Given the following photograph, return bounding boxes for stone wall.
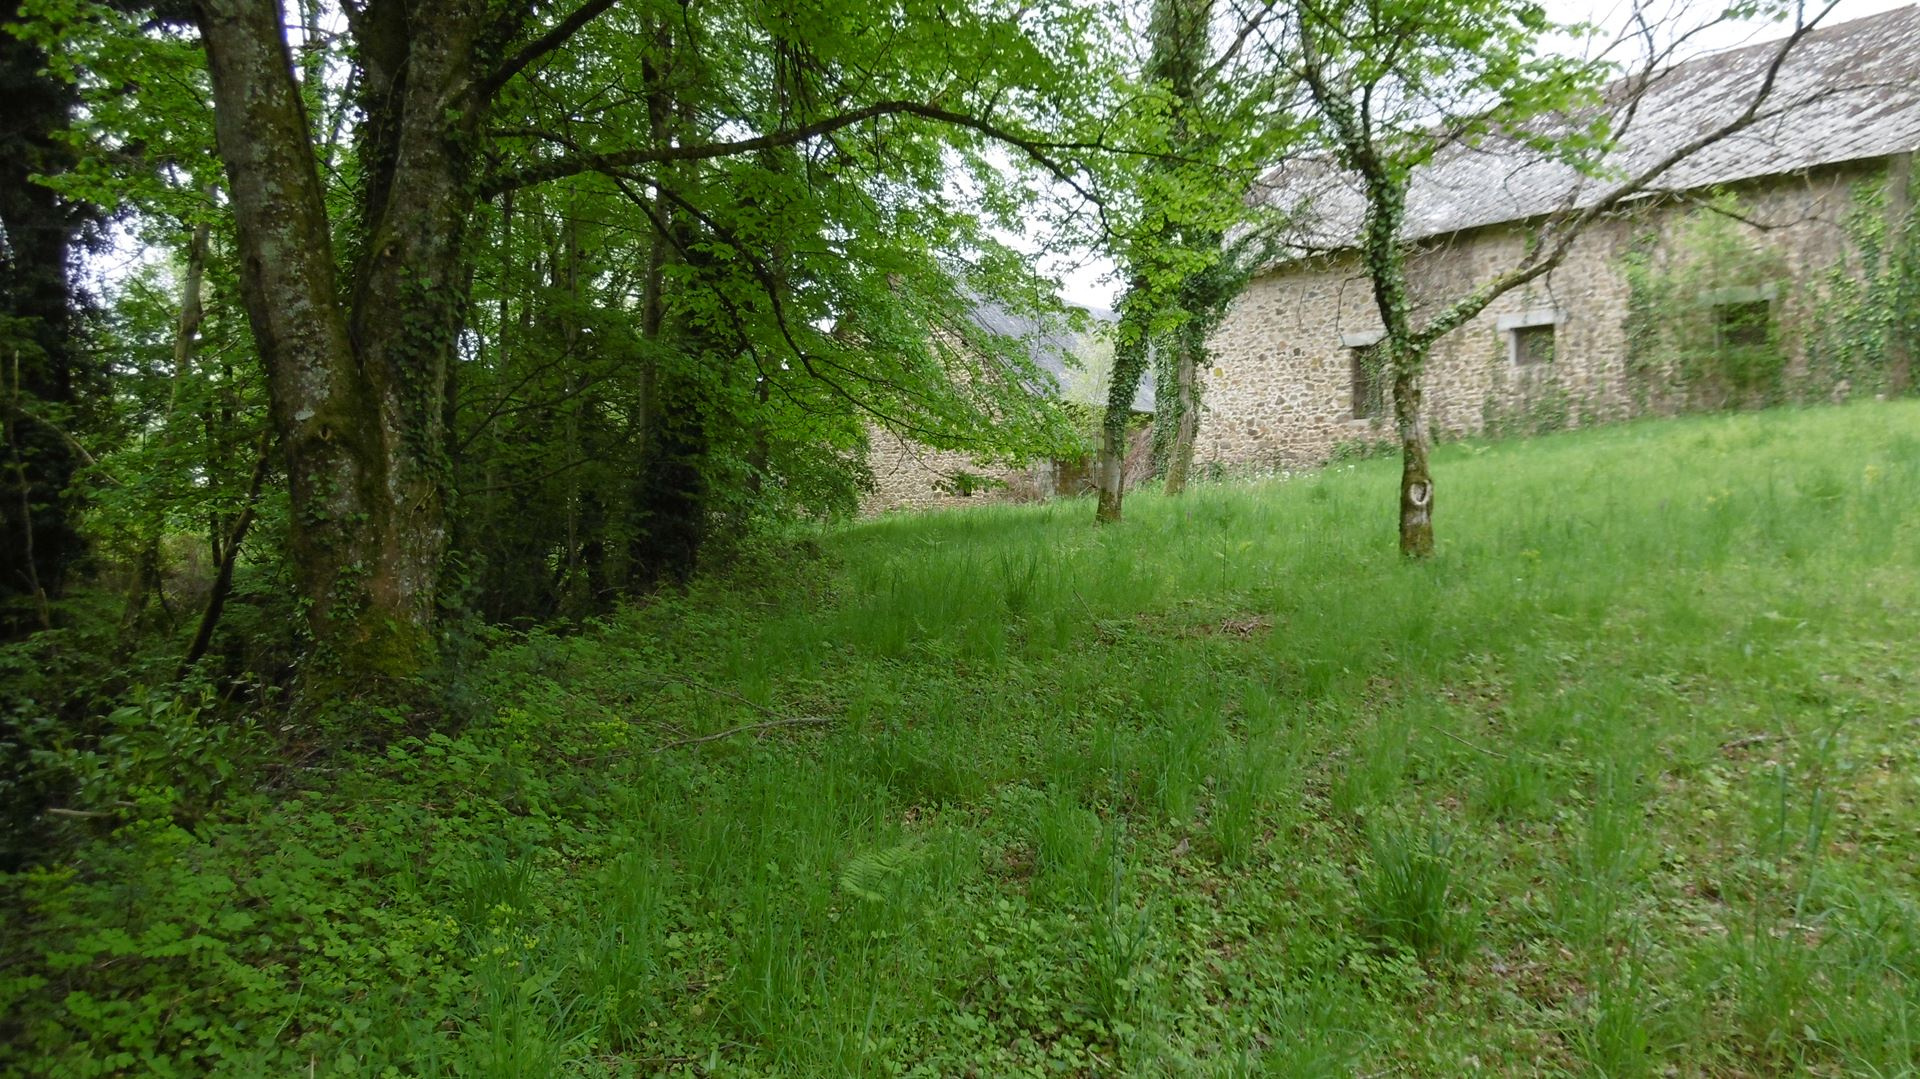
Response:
[1196,159,1888,473]
[859,428,1054,515]
[860,424,1154,515]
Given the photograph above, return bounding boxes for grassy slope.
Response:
[9,401,1919,1076]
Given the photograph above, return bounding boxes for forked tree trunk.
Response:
[196,0,498,694]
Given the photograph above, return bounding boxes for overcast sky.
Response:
[1050,0,1918,309]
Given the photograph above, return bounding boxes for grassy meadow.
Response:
[7,400,1920,1076]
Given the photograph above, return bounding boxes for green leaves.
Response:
[837,840,924,902]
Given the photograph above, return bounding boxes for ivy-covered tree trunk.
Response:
[1095,289,1152,523]
[1111,0,1265,507]
[1160,325,1202,495]
[1290,0,1832,559]
[1354,171,1437,558]
[1391,359,1434,556]
[195,0,500,691]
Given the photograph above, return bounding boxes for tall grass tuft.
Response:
[1358,821,1478,965]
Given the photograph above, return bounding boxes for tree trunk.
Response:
[180,436,270,674]
[630,371,708,585]
[624,39,709,587]
[168,219,209,410]
[117,219,211,642]
[1161,331,1201,495]
[196,0,493,693]
[0,0,88,637]
[1094,420,1127,523]
[1095,283,1153,524]
[1351,161,1431,559]
[1393,366,1433,557]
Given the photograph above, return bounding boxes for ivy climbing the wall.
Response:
[1622,195,1795,412]
[1802,175,1919,399]
[1624,178,1919,415]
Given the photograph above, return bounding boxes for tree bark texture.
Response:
[195,0,499,688]
[1354,172,1436,559]
[1393,367,1434,557]
[1095,290,1152,524]
[0,0,88,636]
[1160,327,1201,495]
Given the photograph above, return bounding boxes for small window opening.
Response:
[1715,300,1771,349]
[1350,345,1386,420]
[1512,324,1555,366]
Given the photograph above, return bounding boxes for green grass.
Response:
[8,400,1920,1076]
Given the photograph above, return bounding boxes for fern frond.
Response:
[838,842,922,902]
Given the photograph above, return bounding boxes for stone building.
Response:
[861,304,1156,513]
[1197,5,1920,474]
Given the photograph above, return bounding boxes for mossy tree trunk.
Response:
[1391,363,1434,556]
[1353,165,1438,558]
[1302,21,1440,559]
[194,0,513,694]
[1095,286,1152,523]
[1160,320,1203,495]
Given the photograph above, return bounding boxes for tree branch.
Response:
[1411,0,1845,349]
[472,0,620,104]
[653,716,832,752]
[486,99,1106,199]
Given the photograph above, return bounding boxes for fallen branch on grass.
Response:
[1428,726,1511,760]
[653,716,834,752]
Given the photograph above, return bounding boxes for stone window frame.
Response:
[1698,284,1780,350]
[1496,308,1567,367]
[1340,330,1388,421]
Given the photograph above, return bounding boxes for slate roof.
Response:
[966,301,1155,412]
[1258,4,1920,253]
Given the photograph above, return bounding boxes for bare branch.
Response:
[473,0,620,104]
[487,98,1127,201]
[1412,0,1846,348]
